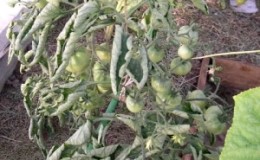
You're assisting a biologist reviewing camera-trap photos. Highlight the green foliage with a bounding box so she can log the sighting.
[220,87,260,160]
[7,0,227,159]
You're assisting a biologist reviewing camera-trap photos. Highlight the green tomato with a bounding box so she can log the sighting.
[178,45,193,60]
[205,118,226,135]
[83,101,95,110]
[176,35,191,45]
[66,47,91,74]
[170,57,192,76]
[35,0,47,9]
[147,45,165,63]
[187,90,207,110]
[156,93,182,110]
[126,96,144,113]
[96,43,111,63]
[151,76,171,94]
[204,106,223,121]
[92,61,111,93]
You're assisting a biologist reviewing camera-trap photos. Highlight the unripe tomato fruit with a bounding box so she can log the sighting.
[96,43,111,63]
[151,76,171,94]
[204,106,223,121]
[92,61,111,93]
[126,96,144,113]
[170,57,192,76]
[205,119,226,135]
[156,93,182,110]
[187,90,207,110]
[66,47,91,74]
[178,45,193,60]
[147,45,165,63]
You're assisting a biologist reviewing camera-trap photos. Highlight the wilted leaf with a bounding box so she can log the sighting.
[172,110,189,119]
[47,144,65,160]
[126,45,148,90]
[157,124,190,135]
[136,149,160,160]
[88,145,119,158]
[73,1,99,31]
[191,0,209,14]
[66,121,92,146]
[116,114,140,133]
[110,25,130,95]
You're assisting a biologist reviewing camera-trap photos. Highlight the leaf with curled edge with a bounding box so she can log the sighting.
[110,25,130,95]
[126,45,148,90]
[191,0,209,14]
[23,3,62,42]
[66,121,92,146]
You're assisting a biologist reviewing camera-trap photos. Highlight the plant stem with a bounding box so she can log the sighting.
[192,50,260,59]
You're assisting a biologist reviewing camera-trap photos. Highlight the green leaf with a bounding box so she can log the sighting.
[116,114,140,133]
[220,87,260,160]
[88,145,119,158]
[51,91,85,116]
[73,1,99,31]
[136,149,160,160]
[51,31,81,82]
[126,45,148,90]
[59,80,83,89]
[116,0,143,15]
[110,25,130,95]
[47,144,65,160]
[191,0,209,14]
[172,110,189,119]
[14,9,38,51]
[190,145,202,160]
[66,121,92,146]
[24,3,62,41]
[156,124,190,135]
[115,136,142,160]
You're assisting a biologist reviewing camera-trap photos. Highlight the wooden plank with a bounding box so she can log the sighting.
[0,47,18,92]
[197,58,210,90]
[214,58,260,90]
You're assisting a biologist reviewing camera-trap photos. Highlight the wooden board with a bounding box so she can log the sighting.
[214,58,260,90]
[197,58,210,90]
[197,58,260,90]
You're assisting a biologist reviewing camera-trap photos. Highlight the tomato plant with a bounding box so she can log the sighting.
[7,0,228,159]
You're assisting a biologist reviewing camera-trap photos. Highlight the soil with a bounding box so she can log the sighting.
[0,2,259,160]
